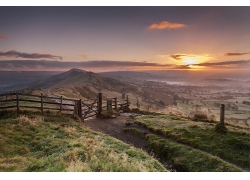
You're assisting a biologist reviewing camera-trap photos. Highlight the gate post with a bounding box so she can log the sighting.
[114,97,117,110]
[60,96,62,112]
[41,93,43,113]
[79,99,82,120]
[98,93,102,116]
[16,92,19,113]
[220,104,225,125]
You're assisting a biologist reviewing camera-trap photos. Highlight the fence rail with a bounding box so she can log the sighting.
[0,92,130,121]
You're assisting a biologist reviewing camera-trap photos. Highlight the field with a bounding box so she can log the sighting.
[0,110,166,172]
[131,114,250,170]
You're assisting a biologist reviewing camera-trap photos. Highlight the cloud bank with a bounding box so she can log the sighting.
[0,59,249,71]
[195,60,250,66]
[0,50,62,60]
[224,52,250,56]
[148,21,186,30]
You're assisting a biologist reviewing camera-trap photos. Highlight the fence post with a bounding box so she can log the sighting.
[79,99,82,120]
[74,101,78,116]
[126,95,129,107]
[220,104,225,125]
[16,92,19,113]
[41,93,43,113]
[114,97,117,110]
[98,93,102,115]
[60,96,62,112]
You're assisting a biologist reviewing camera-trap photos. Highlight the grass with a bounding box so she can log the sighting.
[0,110,167,172]
[146,134,243,172]
[134,114,250,169]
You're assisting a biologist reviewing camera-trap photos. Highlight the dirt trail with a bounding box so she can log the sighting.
[84,113,150,150]
[84,113,248,172]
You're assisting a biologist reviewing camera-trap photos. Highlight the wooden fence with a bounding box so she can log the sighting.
[0,92,129,121]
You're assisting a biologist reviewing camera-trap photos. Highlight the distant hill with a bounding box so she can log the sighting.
[18,68,174,111]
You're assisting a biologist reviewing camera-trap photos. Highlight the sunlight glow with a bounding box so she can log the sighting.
[183,57,198,65]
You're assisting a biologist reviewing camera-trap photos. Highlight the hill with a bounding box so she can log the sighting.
[0,110,166,172]
[20,68,174,111]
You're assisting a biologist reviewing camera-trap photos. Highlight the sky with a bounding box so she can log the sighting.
[0,5,250,72]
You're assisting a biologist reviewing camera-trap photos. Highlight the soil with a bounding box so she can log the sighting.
[84,113,151,151]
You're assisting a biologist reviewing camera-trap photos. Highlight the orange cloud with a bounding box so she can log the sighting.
[170,54,187,60]
[224,52,250,56]
[0,35,8,40]
[79,54,88,58]
[148,21,186,30]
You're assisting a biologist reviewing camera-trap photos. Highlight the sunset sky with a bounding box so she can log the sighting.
[0,5,250,72]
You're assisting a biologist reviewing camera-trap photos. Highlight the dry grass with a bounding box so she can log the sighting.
[0,110,167,172]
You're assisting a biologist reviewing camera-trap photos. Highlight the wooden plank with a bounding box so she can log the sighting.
[0,105,17,109]
[61,108,74,111]
[19,99,41,103]
[0,99,16,103]
[42,101,60,105]
[19,106,41,109]
[43,107,60,111]
[19,94,41,98]
[61,103,75,106]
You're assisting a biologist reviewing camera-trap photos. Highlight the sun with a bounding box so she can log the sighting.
[183,57,197,65]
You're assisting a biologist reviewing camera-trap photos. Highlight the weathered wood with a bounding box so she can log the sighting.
[19,99,41,103]
[0,99,17,103]
[79,99,82,119]
[220,104,225,124]
[114,97,117,110]
[60,96,62,112]
[16,92,19,112]
[83,99,97,120]
[0,105,16,109]
[98,93,102,115]
[41,93,43,113]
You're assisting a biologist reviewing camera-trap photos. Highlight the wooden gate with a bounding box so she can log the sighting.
[75,98,98,121]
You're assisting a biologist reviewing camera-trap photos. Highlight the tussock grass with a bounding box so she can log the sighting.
[147,134,243,172]
[123,128,145,137]
[0,110,167,172]
[135,115,250,169]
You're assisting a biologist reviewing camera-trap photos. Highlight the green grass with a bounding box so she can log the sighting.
[134,115,250,169]
[146,134,243,172]
[0,110,167,172]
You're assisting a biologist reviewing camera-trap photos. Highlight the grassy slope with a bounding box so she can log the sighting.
[134,114,250,170]
[0,110,167,172]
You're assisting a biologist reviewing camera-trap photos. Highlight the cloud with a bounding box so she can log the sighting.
[79,54,88,59]
[0,60,174,71]
[0,50,62,60]
[170,54,187,60]
[148,21,186,30]
[224,52,250,56]
[1,59,248,71]
[195,60,250,66]
[0,35,8,40]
